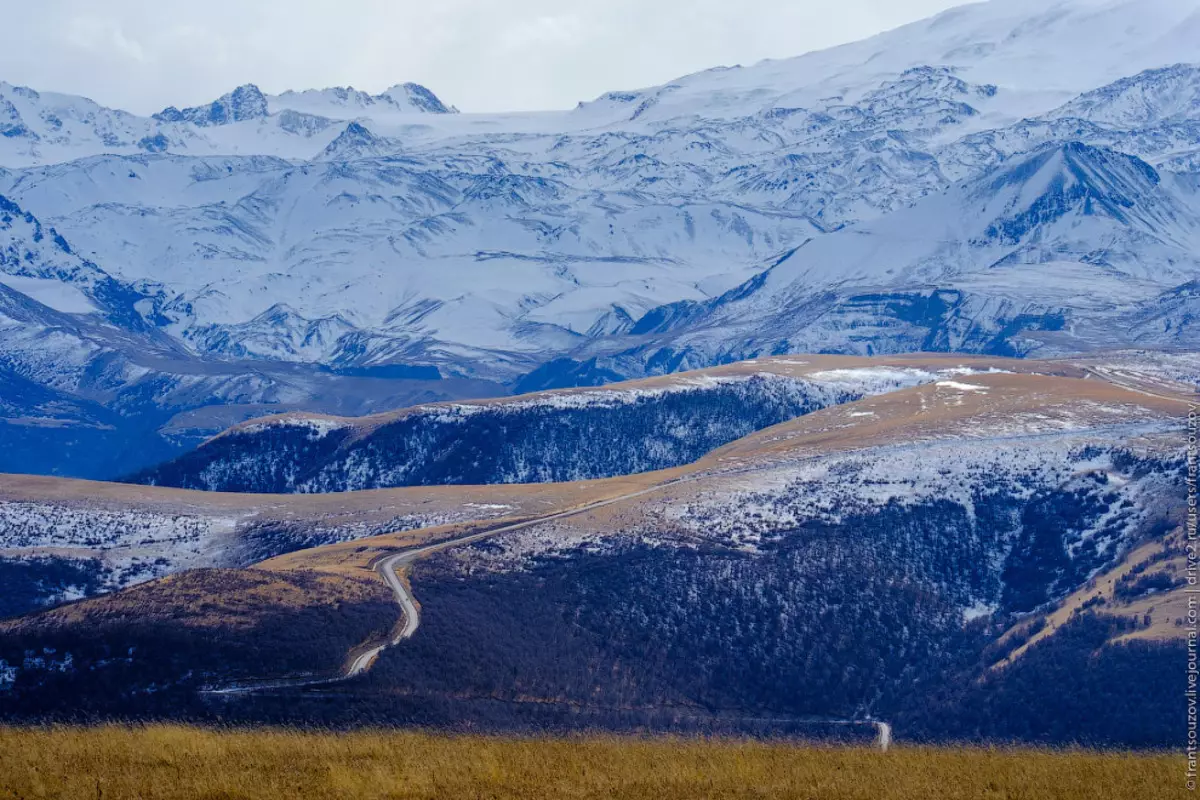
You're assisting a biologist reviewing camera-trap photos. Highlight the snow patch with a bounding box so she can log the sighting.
[936,380,988,392]
[0,274,97,314]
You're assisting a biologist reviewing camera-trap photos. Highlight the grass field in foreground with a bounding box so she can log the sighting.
[0,726,1175,800]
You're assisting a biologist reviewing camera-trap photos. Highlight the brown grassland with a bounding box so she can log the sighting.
[0,726,1175,800]
[209,352,1063,438]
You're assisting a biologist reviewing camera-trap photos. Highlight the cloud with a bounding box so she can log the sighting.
[64,16,147,62]
[1,0,964,114]
[495,14,584,50]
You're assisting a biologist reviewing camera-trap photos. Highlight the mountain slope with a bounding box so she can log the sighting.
[131,355,1020,492]
[589,0,1200,127]
[0,357,1185,744]
[580,141,1200,369]
[0,193,513,477]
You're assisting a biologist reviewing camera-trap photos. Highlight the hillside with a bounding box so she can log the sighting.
[0,352,1188,745]
[6,353,1024,612]
[0,463,662,616]
[344,375,1184,744]
[130,354,1036,492]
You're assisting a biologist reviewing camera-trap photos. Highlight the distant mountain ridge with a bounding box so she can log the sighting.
[2,0,1200,478]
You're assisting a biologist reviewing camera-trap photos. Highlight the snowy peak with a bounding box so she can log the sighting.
[315,121,396,161]
[154,84,269,127]
[0,76,452,165]
[1048,63,1200,127]
[606,0,1200,126]
[269,82,455,120]
[686,140,1200,342]
[967,142,1197,252]
[380,82,456,114]
[0,82,177,165]
[850,66,995,124]
[270,85,378,114]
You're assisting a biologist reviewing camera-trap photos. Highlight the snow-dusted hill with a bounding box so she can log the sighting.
[0,358,1185,742]
[132,359,980,492]
[2,0,1200,477]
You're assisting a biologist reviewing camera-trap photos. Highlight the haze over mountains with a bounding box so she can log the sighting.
[2,0,1200,477]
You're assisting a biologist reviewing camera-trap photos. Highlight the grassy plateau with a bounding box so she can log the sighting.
[0,725,1176,799]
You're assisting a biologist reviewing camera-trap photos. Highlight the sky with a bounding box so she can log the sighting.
[3,0,968,115]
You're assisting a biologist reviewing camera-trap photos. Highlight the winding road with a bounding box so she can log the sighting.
[345,477,693,676]
[204,476,690,695]
[344,550,418,677]
[218,361,1186,690]
[204,465,895,749]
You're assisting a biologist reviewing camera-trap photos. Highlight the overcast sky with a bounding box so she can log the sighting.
[4,0,966,114]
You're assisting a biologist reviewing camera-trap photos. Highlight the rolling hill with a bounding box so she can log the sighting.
[0,351,1190,745]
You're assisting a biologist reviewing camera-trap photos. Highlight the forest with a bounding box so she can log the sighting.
[129,375,856,492]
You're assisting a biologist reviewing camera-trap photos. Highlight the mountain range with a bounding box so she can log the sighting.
[2,0,1200,478]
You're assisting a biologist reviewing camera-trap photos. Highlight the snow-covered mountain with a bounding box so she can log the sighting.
[268,83,458,119]
[579,141,1200,370]
[0,80,456,166]
[2,0,1200,477]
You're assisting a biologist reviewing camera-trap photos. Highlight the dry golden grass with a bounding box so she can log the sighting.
[213,352,1047,438]
[697,371,1185,468]
[0,725,1174,800]
[0,568,390,634]
[0,468,661,523]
